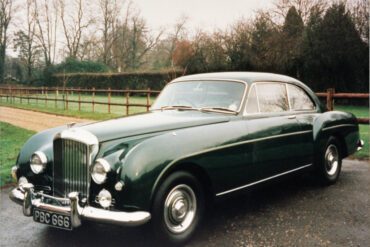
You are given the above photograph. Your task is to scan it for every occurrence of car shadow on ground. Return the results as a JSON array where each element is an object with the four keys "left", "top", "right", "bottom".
[{"left": 38, "top": 171, "right": 331, "bottom": 247}]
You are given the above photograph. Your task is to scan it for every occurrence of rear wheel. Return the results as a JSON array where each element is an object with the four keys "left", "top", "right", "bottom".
[
  {"left": 316, "top": 137, "right": 342, "bottom": 185},
  {"left": 151, "top": 171, "right": 205, "bottom": 245}
]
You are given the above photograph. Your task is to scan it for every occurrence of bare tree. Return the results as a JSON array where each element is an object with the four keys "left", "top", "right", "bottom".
[
  {"left": 77, "top": 36, "right": 100, "bottom": 61},
  {"left": 112, "top": 9, "right": 163, "bottom": 71},
  {"left": 35, "top": 0, "right": 59, "bottom": 66},
  {"left": 128, "top": 15, "right": 163, "bottom": 69},
  {"left": 166, "top": 16, "right": 188, "bottom": 68},
  {"left": 13, "top": 0, "right": 41, "bottom": 82},
  {"left": 0, "top": 0, "right": 13, "bottom": 82},
  {"left": 348, "top": 0, "right": 369, "bottom": 44},
  {"left": 59, "top": 0, "right": 92, "bottom": 59},
  {"left": 273, "top": 0, "right": 327, "bottom": 23},
  {"left": 98, "top": 0, "right": 124, "bottom": 65}
]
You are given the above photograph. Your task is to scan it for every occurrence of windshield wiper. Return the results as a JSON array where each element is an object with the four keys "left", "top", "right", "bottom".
[
  {"left": 160, "top": 105, "right": 198, "bottom": 111},
  {"left": 200, "top": 107, "right": 238, "bottom": 114}
]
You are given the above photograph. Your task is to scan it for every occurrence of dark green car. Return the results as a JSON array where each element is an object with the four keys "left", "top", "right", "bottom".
[{"left": 10, "top": 72, "right": 363, "bottom": 244}]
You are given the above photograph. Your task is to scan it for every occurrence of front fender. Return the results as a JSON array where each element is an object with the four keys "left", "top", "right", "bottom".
[{"left": 118, "top": 120, "right": 245, "bottom": 211}]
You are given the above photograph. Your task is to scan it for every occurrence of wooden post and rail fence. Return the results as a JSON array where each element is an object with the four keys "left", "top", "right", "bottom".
[
  {"left": 0, "top": 86, "right": 161, "bottom": 116},
  {"left": 0, "top": 86, "right": 368, "bottom": 124}
]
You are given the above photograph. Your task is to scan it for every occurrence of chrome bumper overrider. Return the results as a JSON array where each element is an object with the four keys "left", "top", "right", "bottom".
[
  {"left": 9, "top": 183, "right": 151, "bottom": 228},
  {"left": 357, "top": 139, "right": 364, "bottom": 151}
]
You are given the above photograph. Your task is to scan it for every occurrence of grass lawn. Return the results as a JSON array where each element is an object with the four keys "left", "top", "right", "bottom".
[
  {"left": 0, "top": 102, "right": 120, "bottom": 121},
  {"left": 0, "top": 122, "right": 35, "bottom": 186},
  {"left": 0, "top": 93, "right": 155, "bottom": 120},
  {"left": 334, "top": 105, "right": 369, "bottom": 119}
]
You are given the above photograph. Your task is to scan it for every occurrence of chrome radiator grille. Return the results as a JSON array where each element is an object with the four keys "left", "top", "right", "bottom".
[{"left": 53, "top": 139, "right": 89, "bottom": 198}]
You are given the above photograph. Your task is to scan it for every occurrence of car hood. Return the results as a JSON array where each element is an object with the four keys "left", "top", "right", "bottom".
[{"left": 80, "top": 111, "right": 231, "bottom": 142}]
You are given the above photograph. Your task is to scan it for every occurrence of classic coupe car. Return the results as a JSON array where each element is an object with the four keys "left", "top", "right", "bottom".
[{"left": 10, "top": 72, "right": 363, "bottom": 244}]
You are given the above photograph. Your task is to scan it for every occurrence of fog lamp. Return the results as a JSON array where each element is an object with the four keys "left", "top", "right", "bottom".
[
  {"left": 18, "top": 176, "right": 28, "bottom": 187},
  {"left": 97, "top": 189, "right": 112, "bottom": 209}
]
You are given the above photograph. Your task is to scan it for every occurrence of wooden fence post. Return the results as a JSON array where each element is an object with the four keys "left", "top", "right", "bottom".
[
  {"left": 45, "top": 87, "right": 48, "bottom": 106},
  {"left": 92, "top": 87, "right": 95, "bottom": 112},
  {"left": 78, "top": 87, "right": 81, "bottom": 111},
  {"left": 125, "top": 88, "right": 130, "bottom": 116},
  {"left": 20, "top": 88, "right": 22, "bottom": 104},
  {"left": 9, "top": 86, "right": 12, "bottom": 103},
  {"left": 326, "top": 88, "right": 335, "bottom": 111},
  {"left": 66, "top": 88, "right": 70, "bottom": 110},
  {"left": 146, "top": 88, "right": 151, "bottom": 112},
  {"left": 108, "top": 87, "right": 111, "bottom": 113},
  {"left": 55, "top": 87, "right": 58, "bottom": 108}
]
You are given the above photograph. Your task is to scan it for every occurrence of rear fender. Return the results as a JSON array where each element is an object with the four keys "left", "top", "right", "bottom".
[{"left": 312, "top": 111, "right": 359, "bottom": 163}]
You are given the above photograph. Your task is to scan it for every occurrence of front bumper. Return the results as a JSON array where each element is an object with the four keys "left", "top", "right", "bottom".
[{"left": 9, "top": 183, "right": 151, "bottom": 228}]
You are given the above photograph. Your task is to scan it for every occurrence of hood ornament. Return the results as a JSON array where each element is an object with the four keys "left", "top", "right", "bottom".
[{"left": 67, "top": 122, "right": 77, "bottom": 128}]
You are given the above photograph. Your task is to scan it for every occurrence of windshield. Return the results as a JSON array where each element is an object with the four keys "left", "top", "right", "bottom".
[{"left": 151, "top": 80, "right": 246, "bottom": 112}]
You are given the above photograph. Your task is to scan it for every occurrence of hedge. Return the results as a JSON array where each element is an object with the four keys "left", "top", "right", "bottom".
[{"left": 51, "top": 70, "right": 183, "bottom": 90}]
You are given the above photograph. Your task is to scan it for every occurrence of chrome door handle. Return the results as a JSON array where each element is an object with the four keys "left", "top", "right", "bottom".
[{"left": 287, "top": 115, "right": 296, "bottom": 119}]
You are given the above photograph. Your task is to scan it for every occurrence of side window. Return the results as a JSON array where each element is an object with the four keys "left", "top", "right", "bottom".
[
  {"left": 245, "top": 85, "right": 259, "bottom": 114},
  {"left": 257, "top": 83, "right": 289, "bottom": 112},
  {"left": 287, "top": 84, "right": 315, "bottom": 111}
]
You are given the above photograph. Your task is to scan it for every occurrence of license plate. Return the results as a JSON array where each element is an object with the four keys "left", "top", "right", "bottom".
[{"left": 33, "top": 208, "right": 72, "bottom": 230}]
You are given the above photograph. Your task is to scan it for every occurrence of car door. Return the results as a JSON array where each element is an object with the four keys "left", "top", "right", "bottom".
[
  {"left": 243, "top": 82, "right": 304, "bottom": 181},
  {"left": 286, "top": 83, "right": 319, "bottom": 166}
]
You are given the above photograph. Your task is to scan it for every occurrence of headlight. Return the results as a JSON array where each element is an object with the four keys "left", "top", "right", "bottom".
[
  {"left": 30, "top": 151, "right": 47, "bottom": 174},
  {"left": 91, "top": 158, "right": 111, "bottom": 184}
]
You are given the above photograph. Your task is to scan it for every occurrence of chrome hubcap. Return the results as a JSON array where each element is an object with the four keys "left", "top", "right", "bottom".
[
  {"left": 164, "top": 184, "right": 196, "bottom": 233},
  {"left": 325, "top": 144, "right": 339, "bottom": 176}
]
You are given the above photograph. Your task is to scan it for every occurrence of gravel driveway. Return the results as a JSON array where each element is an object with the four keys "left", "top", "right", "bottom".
[
  {"left": 0, "top": 106, "right": 90, "bottom": 132},
  {"left": 1, "top": 159, "right": 369, "bottom": 247}
]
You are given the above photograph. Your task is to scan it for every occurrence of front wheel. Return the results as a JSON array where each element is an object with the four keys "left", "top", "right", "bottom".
[
  {"left": 151, "top": 171, "right": 205, "bottom": 245},
  {"left": 316, "top": 137, "right": 342, "bottom": 185}
]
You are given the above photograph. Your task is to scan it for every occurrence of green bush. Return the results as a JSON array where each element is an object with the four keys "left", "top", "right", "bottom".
[
  {"left": 53, "top": 58, "right": 111, "bottom": 74},
  {"left": 51, "top": 70, "right": 182, "bottom": 90}
]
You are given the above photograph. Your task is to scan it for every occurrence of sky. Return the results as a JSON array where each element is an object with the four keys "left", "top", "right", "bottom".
[
  {"left": 134, "top": 0, "right": 275, "bottom": 32},
  {"left": 8, "top": 0, "right": 276, "bottom": 58}
]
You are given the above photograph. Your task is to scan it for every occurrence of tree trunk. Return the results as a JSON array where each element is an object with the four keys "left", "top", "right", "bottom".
[{"left": 0, "top": 45, "right": 6, "bottom": 83}]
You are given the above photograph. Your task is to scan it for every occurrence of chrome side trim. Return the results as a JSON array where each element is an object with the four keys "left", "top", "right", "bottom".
[
  {"left": 286, "top": 83, "right": 292, "bottom": 110},
  {"left": 216, "top": 164, "right": 313, "bottom": 196},
  {"left": 322, "top": 124, "right": 357, "bottom": 131}
]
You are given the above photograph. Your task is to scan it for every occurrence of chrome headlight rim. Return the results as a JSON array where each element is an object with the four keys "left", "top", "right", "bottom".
[
  {"left": 11, "top": 166, "right": 18, "bottom": 180},
  {"left": 91, "top": 158, "right": 111, "bottom": 184},
  {"left": 30, "top": 151, "right": 47, "bottom": 174}
]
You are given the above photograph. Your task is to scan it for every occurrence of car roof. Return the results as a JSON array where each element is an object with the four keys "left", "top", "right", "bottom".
[
  {"left": 172, "top": 72, "right": 302, "bottom": 85},
  {"left": 171, "top": 71, "right": 325, "bottom": 112}
]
